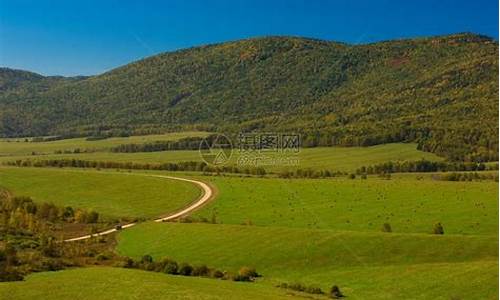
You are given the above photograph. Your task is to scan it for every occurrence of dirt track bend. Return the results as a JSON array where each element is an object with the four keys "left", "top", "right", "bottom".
[{"left": 64, "top": 174, "right": 213, "bottom": 242}]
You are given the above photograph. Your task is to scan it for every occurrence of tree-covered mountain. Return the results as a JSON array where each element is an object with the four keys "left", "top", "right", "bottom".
[{"left": 0, "top": 33, "right": 498, "bottom": 161}]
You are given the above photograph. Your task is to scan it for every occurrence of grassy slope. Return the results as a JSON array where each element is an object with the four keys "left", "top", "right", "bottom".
[
  {"left": 117, "top": 223, "right": 498, "bottom": 269},
  {"left": 0, "top": 167, "right": 201, "bottom": 219},
  {"left": 313, "top": 261, "right": 498, "bottom": 300},
  {"left": 0, "top": 143, "right": 443, "bottom": 173},
  {"left": 116, "top": 174, "right": 498, "bottom": 298},
  {"left": 117, "top": 222, "right": 498, "bottom": 299},
  {"left": 192, "top": 176, "right": 498, "bottom": 235},
  {"left": 0, "top": 267, "right": 308, "bottom": 300},
  {"left": 0, "top": 131, "right": 209, "bottom": 156}
]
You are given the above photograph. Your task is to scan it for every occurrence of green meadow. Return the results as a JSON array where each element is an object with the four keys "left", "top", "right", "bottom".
[
  {"left": 0, "top": 133, "right": 497, "bottom": 299},
  {"left": 0, "top": 131, "right": 210, "bottom": 156},
  {"left": 0, "top": 142, "right": 443, "bottom": 173},
  {"left": 0, "top": 267, "right": 306, "bottom": 300},
  {"left": 117, "top": 222, "right": 498, "bottom": 299},
  {"left": 0, "top": 167, "right": 201, "bottom": 219},
  {"left": 114, "top": 173, "right": 498, "bottom": 299},
  {"left": 192, "top": 175, "right": 498, "bottom": 235}
]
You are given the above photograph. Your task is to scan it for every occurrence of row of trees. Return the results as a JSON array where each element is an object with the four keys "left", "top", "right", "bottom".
[
  {"left": 4, "top": 159, "right": 268, "bottom": 176},
  {"left": 356, "top": 160, "right": 496, "bottom": 174},
  {"left": 1, "top": 194, "right": 100, "bottom": 234},
  {"left": 118, "top": 255, "right": 259, "bottom": 282},
  {"left": 110, "top": 136, "right": 208, "bottom": 153},
  {"left": 5, "top": 158, "right": 497, "bottom": 180},
  {"left": 437, "top": 172, "right": 498, "bottom": 182},
  {"left": 277, "top": 282, "right": 344, "bottom": 298},
  {"left": 0, "top": 189, "right": 108, "bottom": 281},
  {"left": 278, "top": 169, "right": 347, "bottom": 179}
]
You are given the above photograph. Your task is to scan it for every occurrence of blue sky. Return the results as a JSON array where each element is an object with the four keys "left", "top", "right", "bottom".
[{"left": 0, "top": 0, "right": 498, "bottom": 76}]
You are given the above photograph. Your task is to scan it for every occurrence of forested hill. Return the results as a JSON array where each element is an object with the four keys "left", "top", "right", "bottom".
[{"left": 0, "top": 33, "right": 498, "bottom": 161}]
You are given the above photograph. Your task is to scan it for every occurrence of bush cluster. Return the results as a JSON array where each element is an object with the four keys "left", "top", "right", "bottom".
[
  {"left": 277, "top": 282, "right": 345, "bottom": 298},
  {"left": 1, "top": 194, "right": 100, "bottom": 231},
  {"left": 277, "top": 282, "right": 324, "bottom": 295},
  {"left": 120, "top": 255, "right": 259, "bottom": 282}
]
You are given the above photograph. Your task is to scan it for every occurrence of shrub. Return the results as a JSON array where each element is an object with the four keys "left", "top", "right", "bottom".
[
  {"left": 178, "top": 263, "right": 193, "bottom": 276},
  {"left": 141, "top": 254, "right": 153, "bottom": 264},
  {"left": 86, "top": 210, "right": 99, "bottom": 223},
  {"left": 232, "top": 274, "right": 252, "bottom": 282},
  {"left": 210, "top": 269, "right": 224, "bottom": 279},
  {"left": 96, "top": 252, "right": 110, "bottom": 261},
  {"left": 278, "top": 282, "right": 323, "bottom": 294},
  {"left": 163, "top": 260, "right": 178, "bottom": 275},
  {"left": 348, "top": 174, "right": 356, "bottom": 179},
  {"left": 433, "top": 222, "right": 444, "bottom": 234},
  {"left": 84, "top": 249, "right": 97, "bottom": 257},
  {"left": 288, "top": 282, "right": 305, "bottom": 291},
  {"left": 330, "top": 285, "right": 344, "bottom": 298},
  {"left": 381, "top": 223, "right": 392, "bottom": 233},
  {"left": 0, "top": 270, "right": 24, "bottom": 282},
  {"left": 305, "top": 285, "right": 324, "bottom": 295},
  {"left": 122, "top": 257, "right": 135, "bottom": 268},
  {"left": 238, "top": 266, "right": 259, "bottom": 278},
  {"left": 192, "top": 265, "right": 210, "bottom": 276}
]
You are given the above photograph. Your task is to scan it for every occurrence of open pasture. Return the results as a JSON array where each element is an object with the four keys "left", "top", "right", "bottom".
[
  {"left": 0, "top": 142, "right": 443, "bottom": 173},
  {"left": 192, "top": 175, "right": 498, "bottom": 235},
  {"left": 0, "top": 167, "right": 201, "bottom": 219},
  {"left": 0, "top": 131, "right": 210, "bottom": 156},
  {"left": 117, "top": 222, "right": 498, "bottom": 300}
]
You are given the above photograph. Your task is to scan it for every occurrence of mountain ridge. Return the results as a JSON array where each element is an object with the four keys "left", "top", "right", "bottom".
[{"left": 0, "top": 33, "right": 498, "bottom": 161}]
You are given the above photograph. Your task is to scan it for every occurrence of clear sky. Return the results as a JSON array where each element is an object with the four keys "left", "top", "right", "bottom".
[{"left": 0, "top": 0, "right": 498, "bottom": 76}]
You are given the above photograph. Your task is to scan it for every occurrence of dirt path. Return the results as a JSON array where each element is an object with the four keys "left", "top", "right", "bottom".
[{"left": 64, "top": 174, "right": 213, "bottom": 242}]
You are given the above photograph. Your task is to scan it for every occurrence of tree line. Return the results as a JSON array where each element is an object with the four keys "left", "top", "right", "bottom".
[
  {"left": 355, "top": 160, "right": 497, "bottom": 174},
  {"left": 110, "top": 136, "right": 209, "bottom": 153},
  {"left": 116, "top": 255, "right": 260, "bottom": 282},
  {"left": 437, "top": 172, "right": 498, "bottom": 182},
  {"left": 0, "top": 189, "right": 106, "bottom": 281},
  {"left": 4, "top": 159, "right": 267, "bottom": 176},
  {"left": 1, "top": 194, "right": 101, "bottom": 234}
]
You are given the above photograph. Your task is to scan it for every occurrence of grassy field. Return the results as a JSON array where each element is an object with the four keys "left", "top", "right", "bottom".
[
  {"left": 117, "top": 222, "right": 498, "bottom": 299},
  {"left": 0, "top": 167, "right": 201, "bottom": 219},
  {"left": 0, "top": 134, "right": 497, "bottom": 299},
  {"left": 0, "top": 131, "right": 210, "bottom": 156},
  {"left": 0, "top": 267, "right": 308, "bottom": 300},
  {"left": 114, "top": 172, "right": 498, "bottom": 299},
  {"left": 0, "top": 142, "right": 443, "bottom": 173},
  {"left": 191, "top": 175, "right": 498, "bottom": 235}
]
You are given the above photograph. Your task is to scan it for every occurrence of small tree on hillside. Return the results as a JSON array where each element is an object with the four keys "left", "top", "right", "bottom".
[
  {"left": 141, "top": 254, "right": 153, "bottom": 264},
  {"left": 178, "top": 263, "right": 193, "bottom": 276},
  {"left": 382, "top": 223, "right": 392, "bottom": 233},
  {"left": 330, "top": 285, "right": 344, "bottom": 298},
  {"left": 433, "top": 222, "right": 444, "bottom": 234}
]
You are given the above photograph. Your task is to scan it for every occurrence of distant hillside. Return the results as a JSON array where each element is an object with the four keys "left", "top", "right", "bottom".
[{"left": 0, "top": 33, "right": 498, "bottom": 161}]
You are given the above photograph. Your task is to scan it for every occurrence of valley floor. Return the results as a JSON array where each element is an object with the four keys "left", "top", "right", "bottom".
[{"left": 0, "top": 135, "right": 497, "bottom": 299}]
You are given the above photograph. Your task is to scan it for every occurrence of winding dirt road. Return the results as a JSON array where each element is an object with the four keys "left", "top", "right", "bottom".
[{"left": 64, "top": 174, "right": 213, "bottom": 242}]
